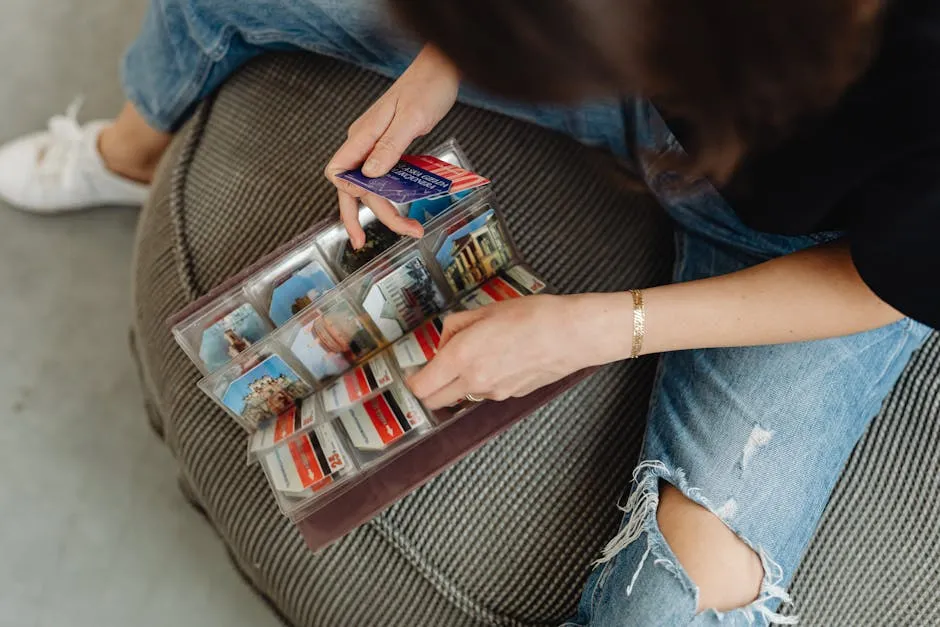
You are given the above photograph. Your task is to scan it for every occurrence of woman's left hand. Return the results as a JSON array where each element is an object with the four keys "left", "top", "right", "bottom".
[{"left": 407, "top": 294, "right": 598, "bottom": 409}]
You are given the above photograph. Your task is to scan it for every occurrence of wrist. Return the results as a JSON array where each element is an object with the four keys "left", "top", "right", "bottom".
[
  {"left": 564, "top": 292, "right": 639, "bottom": 367},
  {"left": 418, "top": 43, "right": 460, "bottom": 82}
]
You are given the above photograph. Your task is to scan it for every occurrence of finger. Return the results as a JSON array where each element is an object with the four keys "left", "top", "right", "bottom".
[
  {"left": 422, "top": 376, "right": 474, "bottom": 410},
  {"left": 338, "top": 190, "right": 366, "bottom": 248},
  {"left": 362, "top": 192, "right": 424, "bottom": 238},
  {"left": 438, "top": 309, "right": 488, "bottom": 348},
  {"left": 361, "top": 110, "right": 427, "bottom": 177},
  {"left": 324, "top": 101, "right": 396, "bottom": 181},
  {"left": 407, "top": 348, "right": 460, "bottom": 400}
]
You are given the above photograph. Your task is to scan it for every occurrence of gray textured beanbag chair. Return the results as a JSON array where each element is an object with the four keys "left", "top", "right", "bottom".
[{"left": 131, "top": 53, "right": 940, "bottom": 626}]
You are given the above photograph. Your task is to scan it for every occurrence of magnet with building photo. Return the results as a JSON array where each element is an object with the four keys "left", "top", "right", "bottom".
[
  {"left": 267, "top": 260, "right": 337, "bottom": 326},
  {"left": 288, "top": 300, "right": 379, "bottom": 381},
  {"left": 361, "top": 252, "right": 446, "bottom": 342},
  {"left": 434, "top": 208, "right": 512, "bottom": 295},
  {"left": 198, "top": 303, "right": 269, "bottom": 372},
  {"left": 339, "top": 384, "right": 428, "bottom": 451},
  {"left": 220, "top": 354, "right": 313, "bottom": 427}
]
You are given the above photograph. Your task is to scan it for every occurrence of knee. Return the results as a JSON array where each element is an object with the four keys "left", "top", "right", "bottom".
[{"left": 657, "top": 484, "right": 763, "bottom": 613}]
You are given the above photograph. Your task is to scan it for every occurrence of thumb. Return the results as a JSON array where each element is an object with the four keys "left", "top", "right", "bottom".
[{"left": 361, "top": 110, "right": 427, "bottom": 177}]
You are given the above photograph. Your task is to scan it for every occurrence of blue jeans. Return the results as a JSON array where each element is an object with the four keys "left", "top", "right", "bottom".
[{"left": 123, "top": 1, "right": 932, "bottom": 624}]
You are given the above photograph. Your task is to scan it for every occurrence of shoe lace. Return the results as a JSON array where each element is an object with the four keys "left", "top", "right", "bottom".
[{"left": 37, "top": 97, "right": 87, "bottom": 184}]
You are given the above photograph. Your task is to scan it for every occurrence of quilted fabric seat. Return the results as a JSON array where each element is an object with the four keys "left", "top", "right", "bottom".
[{"left": 131, "top": 53, "right": 940, "bottom": 626}]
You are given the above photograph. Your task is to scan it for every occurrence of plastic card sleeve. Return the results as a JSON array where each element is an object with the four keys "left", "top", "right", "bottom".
[
  {"left": 458, "top": 263, "right": 551, "bottom": 310},
  {"left": 420, "top": 192, "right": 522, "bottom": 301},
  {"left": 171, "top": 288, "right": 274, "bottom": 375},
  {"left": 260, "top": 266, "right": 554, "bottom": 525},
  {"left": 319, "top": 351, "right": 401, "bottom": 415},
  {"left": 260, "top": 380, "right": 436, "bottom": 521},
  {"left": 248, "top": 394, "right": 327, "bottom": 463},
  {"left": 197, "top": 337, "right": 316, "bottom": 432},
  {"left": 243, "top": 234, "right": 339, "bottom": 328},
  {"left": 315, "top": 138, "right": 476, "bottom": 280},
  {"left": 259, "top": 417, "right": 362, "bottom": 518},
  {"left": 169, "top": 138, "right": 480, "bottom": 375},
  {"left": 341, "top": 238, "right": 449, "bottom": 344},
  {"left": 274, "top": 289, "right": 384, "bottom": 385}
]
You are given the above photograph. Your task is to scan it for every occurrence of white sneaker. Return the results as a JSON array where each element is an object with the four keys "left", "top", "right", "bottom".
[{"left": 0, "top": 100, "right": 149, "bottom": 213}]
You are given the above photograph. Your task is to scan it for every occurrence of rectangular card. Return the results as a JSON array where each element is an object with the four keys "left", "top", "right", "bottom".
[
  {"left": 339, "top": 385, "right": 427, "bottom": 451},
  {"left": 262, "top": 422, "right": 347, "bottom": 495},
  {"left": 268, "top": 260, "right": 337, "bottom": 326},
  {"left": 392, "top": 316, "right": 446, "bottom": 370},
  {"left": 321, "top": 353, "right": 395, "bottom": 413},
  {"left": 434, "top": 208, "right": 512, "bottom": 294},
  {"left": 337, "top": 155, "right": 489, "bottom": 204},
  {"left": 250, "top": 397, "right": 319, "bottom": 455},
  {"left": 460, "top": 265, "right": 548, "bottom": 310},
  {"left": 220, "top": 354, "right": 312, "bottom": 426},
  {"left": 289, "top": 302, "right": 379, "bottom": 381},
  {"left": 361, "top": 253, "right": 445, "bottom": 342},
  {"left": 199, "top": 303, "right": 268, "bottom": 372}
]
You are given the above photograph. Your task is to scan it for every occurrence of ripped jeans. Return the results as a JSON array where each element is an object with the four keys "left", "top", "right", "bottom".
[{"left": 121, "top": 0, "right": 932, "bottom": 624}]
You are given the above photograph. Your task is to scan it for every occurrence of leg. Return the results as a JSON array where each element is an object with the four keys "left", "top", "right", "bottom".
[
  {"left": 1, "top": 0, "right": 634, "bottom": 212},
  {"left": 565, "top": 103, "right": 931, "bottom": 625},
  {"left": 117, "top": 0, "right": 632, "bottom": 157},
  {"left": 98, "top": 103, "right": 172, "bottom": 183}
]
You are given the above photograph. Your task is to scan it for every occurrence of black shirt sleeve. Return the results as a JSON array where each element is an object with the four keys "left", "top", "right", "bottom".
[{"left": 845, "top": 147, "right": 940, "bottom": 329}]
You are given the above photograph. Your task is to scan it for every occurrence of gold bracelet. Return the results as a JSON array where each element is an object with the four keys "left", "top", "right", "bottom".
[{"left": 629, "top": 289, "right": 645, "bottom": 359}]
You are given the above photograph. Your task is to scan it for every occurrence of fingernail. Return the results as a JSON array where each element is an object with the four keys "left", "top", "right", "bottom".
[{"left": 362, "top": 159, "right": 381, "bottom": 177}]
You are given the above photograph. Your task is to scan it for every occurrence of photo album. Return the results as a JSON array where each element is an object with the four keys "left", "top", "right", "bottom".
[{"left": 170, "top": 140, "right": 552, "bottom": 525}]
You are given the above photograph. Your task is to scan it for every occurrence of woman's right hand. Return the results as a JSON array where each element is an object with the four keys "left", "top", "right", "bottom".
[{"left": 324, "top": 44, "right": 460, "bottom": 248}]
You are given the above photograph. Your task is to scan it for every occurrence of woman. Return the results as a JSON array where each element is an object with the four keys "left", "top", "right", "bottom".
[{"left": 2, "top": 0, "right": 937, "bottom": 623}]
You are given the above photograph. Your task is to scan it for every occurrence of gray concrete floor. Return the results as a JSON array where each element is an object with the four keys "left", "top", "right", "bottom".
[{"left": 0, "top": 2, "right": 283, "bottom": 626}]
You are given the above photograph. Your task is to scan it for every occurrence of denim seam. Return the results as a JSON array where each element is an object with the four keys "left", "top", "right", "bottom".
[
  {"left": 153, "top": 43, "right": 215, "bottom": 133},
  {"left": 866, "top": 318, "right": 918, "bottom": 407},
  {"left": 240, "top": 32, "right": 404, "bottom": 82}
]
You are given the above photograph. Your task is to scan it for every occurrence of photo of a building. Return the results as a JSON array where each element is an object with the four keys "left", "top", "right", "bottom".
[{"left": 438, "top": 211, "right": 512, "bottom": 293}]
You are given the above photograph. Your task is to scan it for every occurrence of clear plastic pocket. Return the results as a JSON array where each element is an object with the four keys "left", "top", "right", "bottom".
[
  {"left": 259, "top": 417, "right": 360, "bottom": 519},
  {"left": 172, "top": 289, "right": 273, "bottom": 375},
  {"left": 389, "top": 315, "right": 448, "bottom": 377},
  {"left": 422, "top": 195, "right": 519, "bottom": 300},
  {"left": 458, "top": 263, "right": 550, "bottom": 310},
  {"left": 277, "top": 291, "right": 383, "bottom": 383},
  {"left": 198, "top": 340, "right": 315, "bottom": 431},
  {"left": 319, "top": 352, "right": 400, "bottom": 414},
  {"left": 248, "top": 394, "right": 325, "bottom": 462},
  {"left": 335, "top": 382, "right": 433, "bottom": 466},
  {"left": 244, "top": 236, "right": 339, "bottom": 327},
  {"left": 344, "top": 243, "right": 448, "bottom": 343}
]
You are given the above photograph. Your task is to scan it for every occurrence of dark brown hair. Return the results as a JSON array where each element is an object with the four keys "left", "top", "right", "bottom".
[{"left": 391, "top": 0, "right": 884, "bottom": 183}]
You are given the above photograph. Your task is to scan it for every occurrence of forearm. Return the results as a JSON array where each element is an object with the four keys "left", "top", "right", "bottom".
[{"left": 574, "top": 240, "right": 905, "bottom": 364}]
